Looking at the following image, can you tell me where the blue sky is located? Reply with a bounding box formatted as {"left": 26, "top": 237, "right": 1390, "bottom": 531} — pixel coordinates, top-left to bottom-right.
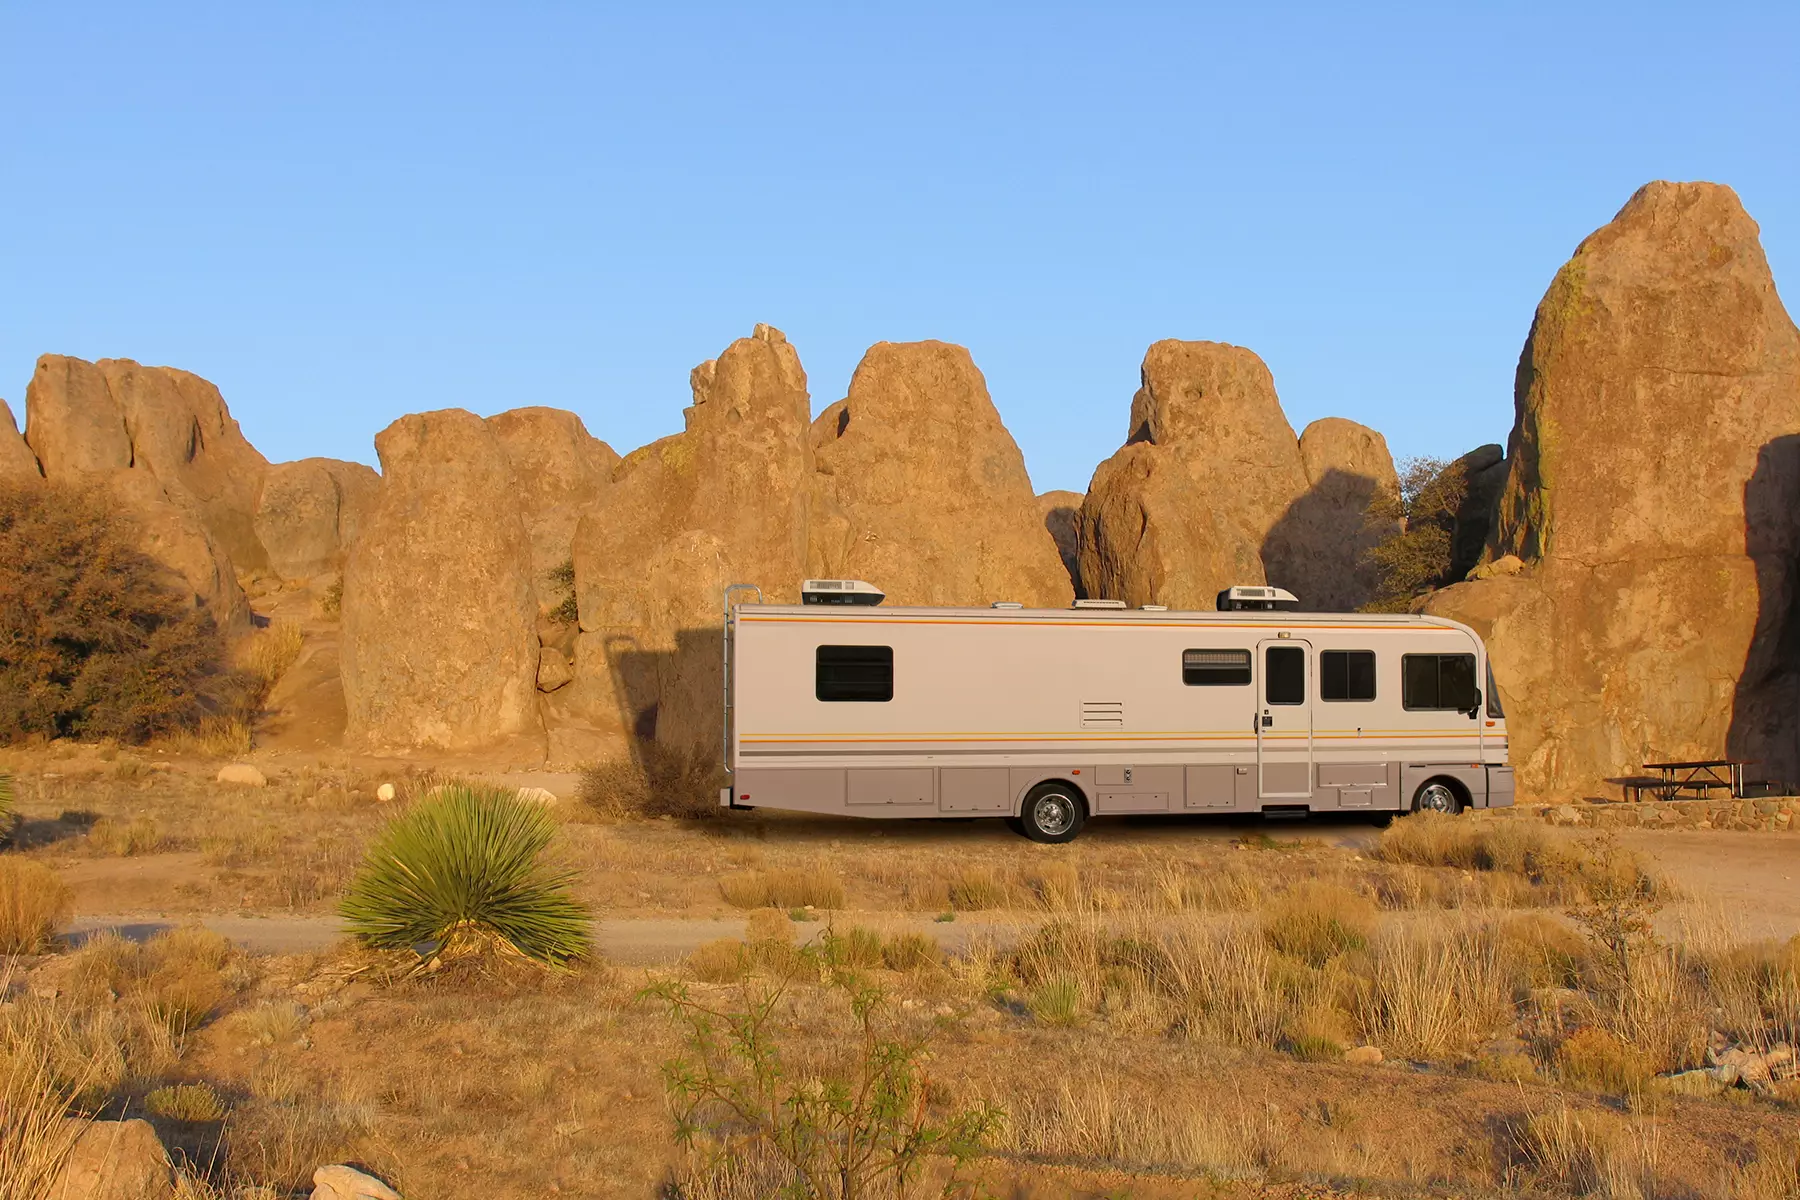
{"left": 2, "top": 3, "right": 1796, "bottom": 493}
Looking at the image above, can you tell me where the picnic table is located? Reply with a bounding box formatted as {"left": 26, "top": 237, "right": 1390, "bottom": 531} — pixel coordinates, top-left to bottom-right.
{"left": 1622, "top": 759, "right": 1754, "bottom": 802}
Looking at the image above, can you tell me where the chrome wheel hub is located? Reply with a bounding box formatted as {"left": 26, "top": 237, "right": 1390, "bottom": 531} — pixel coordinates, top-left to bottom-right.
{"left": 1033, "top": 793, "right": 1075, "bottom": 836}
{"left": 1418, "top": 783, "right": 1456, "bottom": 813}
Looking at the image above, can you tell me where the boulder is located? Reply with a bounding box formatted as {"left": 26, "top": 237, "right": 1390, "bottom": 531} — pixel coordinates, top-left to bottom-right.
{"left": 1446, "top": 443, "right": 1508, "bottom": 581}
{"left": 254, "top": 458, "right": 381, "bottom": 581}
{"left": 1039, "top": 489, "right": 1085, "bottom": 598}
{"left": 1078, "top": 340, "right": 1310, "bottom": 608}
{"left": 48, "top": 1118, "right": 172, "bottom": 1200}
{"left": 536, "top": 645, "right": 573, "bottom": 692}
{"left": 0, "top": 398, "right": 41, "bottom": 479}
{"left": 566, "top": 324, "right": 813, "bottom": 759}
{"left": 341, "top": 409, "right": 543, "bottom": 754}
{"left": 23, "top": 356, "right": 264, "bottom": 626}
{"left": 1428, "top": 182, "right": 1800, "bottom": 798}
{"left": 25, "top": 355, "right": 270, "bottom": 570}
{"left": 1272, "top": 417, "right": 1399, "bottom": 611}
{"left": 1342, "top": 1045, "right": 1384, "bottom": 1066}
{"left": 216, "top": 762, "right": 267, "bottom": 787}
{"left": 485, "top": 406, "right": 619, "bottom": 587}
{"left": 809, "top": 341, "right": 1072, "bottom": 608}
{"left": 311, "top": 1164, "right": 403, "bottom": 1200}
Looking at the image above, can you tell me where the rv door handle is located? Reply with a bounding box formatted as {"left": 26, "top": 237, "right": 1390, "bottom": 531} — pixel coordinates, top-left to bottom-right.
{"left": 1260, "top": 714, "right": 1273, "bottom": 729}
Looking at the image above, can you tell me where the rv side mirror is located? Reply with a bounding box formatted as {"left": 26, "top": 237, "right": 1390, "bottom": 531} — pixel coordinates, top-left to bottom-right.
{"left": 1466, "top": 690, "right": 1483, "bottom": 719}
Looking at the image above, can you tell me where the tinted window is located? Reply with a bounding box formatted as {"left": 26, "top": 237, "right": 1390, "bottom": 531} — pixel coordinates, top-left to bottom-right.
{"left": 1402, "top": 653, "right": 1478, "bottom": 711}
{"left": 1321, "top": 650, "right": 1376, "bottom": 702}
{"left": 1184, "top": 648, "right": 1251, "bottom": 686}
{"left": 1265, "top": 645, "right": 1304, "bottom": 706}
{"left": 816, "top": 645, "right": 893, "bottom": 702}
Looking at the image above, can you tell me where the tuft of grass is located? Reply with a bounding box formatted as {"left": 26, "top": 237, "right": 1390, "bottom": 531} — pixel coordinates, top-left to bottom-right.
{"left": 340, "top": 782, "right": 591, "bottom": 968}
{"left": 66, "top": 926, "right": 234, "bottom": 1043}
{"left": 239, "top": 619, "right": 304, "bottom": 694}
{"left": 1556, "top": 1026, "right": 1653, "bottom": 1097}
{"left": 87, "top": 815, "right": 165, "bottom": 856}
{"left": 1028, "top": 975, "right": 1085, "bottom": 1027}
{"left": 145, "top": 1081, "right": 228, "bottom": 1122}
{"left": 159, "top": 716, "right": 253, "bottom": 759}
{"left": 718, "top": 867, "right": 845, "bottom": 911}
{"left": 0, "top": 860, "right": 71, "bottom": 954}
{"left": 1357, "top": 922, "right": 1509, "bottom": 1061}
{"left": 578, "top": 741, "right": 722, "bottom": 820}
{"left": 0, "top": 771, "right": 13, "bottom": 839}
{"left": 1728, "top": 1133, "right": 1800, "bottom": 1200}
{"left": 882, "top": 932, "right": 942, "bottom": 973}
{"left": 1514, "top": 1100, "right": 1658, "bottom": 1200}
{"left": 1261, "top": 881, "right": 1375, "bottom": 966}
{"left": 314, "top": 576, "right": 344, "bottom": 620}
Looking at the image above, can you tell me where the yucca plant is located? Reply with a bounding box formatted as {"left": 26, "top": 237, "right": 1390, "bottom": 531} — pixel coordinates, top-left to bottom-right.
{"left": 340, "top": 783, "right": 591, "bottom": 969}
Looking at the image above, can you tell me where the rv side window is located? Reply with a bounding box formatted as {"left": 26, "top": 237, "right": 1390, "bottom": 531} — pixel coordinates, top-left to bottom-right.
{"left": 1183, "top": 648, "right": 1251, "bottom": 686}
{"left": 1402, "top": 653, "right": 1478, "bottom": 711}
{"left": 1486, "top": 661, "right": 1505, "bottom": 718}
{"left": 1265, "top": 645, "right": 1305, "bottom": 706}
{"left": 1320, "top": 650, "right": 1376, "bottom": 702}
{"left": 816, "top": 645, "right": 893, "bottom": 702}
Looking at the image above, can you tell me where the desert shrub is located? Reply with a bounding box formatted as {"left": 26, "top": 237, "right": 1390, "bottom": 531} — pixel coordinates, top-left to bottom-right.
{"left": 578, "top": 740, "right": 723, "bottom": 819}
{"left": 1028, "top": 975, "right": 1086, "bottom": 1027}
{"left": 88, "top": 815, "right": 166, "bottom": 856}
{"left": 1357, "top": 923, "right": 1509, "bottom": 1060}
{"left": 1513, "top": 1101, "right": 1657, "bottom": 1199}
{"left": 648, "top": 947, "right": 1002, "bottom": 1200}
{"left": 718, "top": 867, "right": 845, "bottom": 911}
{"left": 1358, "top": 456, "right": 1474, "bottom": 612}
{"left": 1498, "top": 912, "right": 1590, "bottom": 990}
{"left": 1261, "top": 881, "right": 1375, "bottom": 966}
{"left": 0, "top": 860, "right": 71, "bottom": 954}
{"left": 69, "top": 926, "right": 234, "bottom": 1040}
{"left": 340, "top": 782, "right": 591, "bottom": 968}
{"left": 1556, "top": 1026, "right": 1653, "bottom": 1096}
{"left": 881, "top": 932, "right": 942, "bottom": 973}
{"left": 145, "top": 1081, "right": 228, "bottom": 1122}
{"left": 0, "top": 480, "right": 254, "bottom": 744}
{"left": 238, "top": 619, "right": 303, "bottom": 695}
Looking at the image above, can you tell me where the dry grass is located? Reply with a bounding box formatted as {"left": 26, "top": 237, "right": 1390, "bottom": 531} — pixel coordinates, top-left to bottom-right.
{"left": 1359, "top": 921, "right": 1511, "bottom": 1060}
{"left": 718, "top": 866, "right": 846, "bottom": 910}
{"left": 1260, "top": 880, "right": 1375, "bottom": 966}
{"left": 158, "top": 716, "right": 254, "bottom": 758}
{"left": 68, "top": 926, "right": 235, "bottom": 1041}
{"left": 145, "top": 1081, "right": 228, "bottom": 1122}
{"left": 0, "top": 1000, "right": 87, "bottom": 1200}
{"left": 238, "top": 619, "right": 304, "bottom": 693}
{"left": 87, "top": 814, "right": 166, "bottom": 856}
{"left": 1513, "top": 1101, "right": 1662, "bottom": 1199}
{"left": 577, "top": 741, "right": 722, "bottom": 820}
{"left": 0, "top": 859, "right": 71, "bottom": 953}
{"left": 1728, "top": 1133, "right": 1800, "bottom": 1199}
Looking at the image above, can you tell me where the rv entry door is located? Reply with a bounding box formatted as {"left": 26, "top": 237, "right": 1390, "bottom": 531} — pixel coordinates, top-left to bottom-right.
{"left": 1256, "top": 639, "right": 1314, "bottom": 800}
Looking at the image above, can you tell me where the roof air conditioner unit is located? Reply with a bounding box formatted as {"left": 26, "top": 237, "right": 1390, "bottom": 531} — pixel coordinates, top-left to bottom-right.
{"left": 1216, "top": 585, "right": 1299, "bottom": 612}
{"left": 801, "top": 579, "right": 885, "bottom": 606}
{"left": 1072, "top": 599, "right": 1128, "bottom": 609}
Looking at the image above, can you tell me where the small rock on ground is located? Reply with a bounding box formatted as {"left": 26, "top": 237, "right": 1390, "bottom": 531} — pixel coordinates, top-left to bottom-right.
{"left": 312, "top": 1164, "right": 404, "bottom": 1200}
{"left": 216, "top": 763, "right": 267, "bottom": 787}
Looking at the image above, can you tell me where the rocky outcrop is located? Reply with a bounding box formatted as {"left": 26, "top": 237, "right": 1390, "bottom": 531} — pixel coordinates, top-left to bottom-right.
{"left": 0, "top": 399, "right": 40, "bottom": 479}
{"left": 1039, "top": 490, "right": 1085, "bottom": 598}
{"left": 1428, "top": 181, "right": 1800, "bottom": 798}
{"left": 1078, "top": 341, "right": 1311, "bottom": 608}
{"left": 341, "top": 409, "right": 542, "bottom": 754}
{"left": 1272, "top": 417, "right": 1399, "bottom": 611}
{"left": 564, "top": 324, "right": 812, "bottom": 759}
{"left": 25, "top": 356, "right": 270, "bottom": 570}
{"left": 809, "top": 341, "right": 1072, "bottom": 608}
{"left": 486, "top": 407, "right": 619, "bottom": 586}
{"left": 1446, "top": 443, "right": 1507, "bottom": 582}
{"left": 22, "top": 356, "right": 268, "bottom": 625}
{"left": 254, "top": 458, "right": 381, "bottom": 581}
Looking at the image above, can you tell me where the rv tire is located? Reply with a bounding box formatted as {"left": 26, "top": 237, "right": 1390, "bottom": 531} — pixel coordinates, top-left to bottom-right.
{"left": 1411, "top": 778, "right": 1464, "bottom": 815}
{"left": 1017, "top": 782, "right": 1086, "bottom": 844}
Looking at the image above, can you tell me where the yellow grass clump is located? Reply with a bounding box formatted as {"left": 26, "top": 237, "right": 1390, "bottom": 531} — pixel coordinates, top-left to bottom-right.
{"left": 0, "top": 860, "right": 71, "bottom": 954}
{"left": 718, "top": 866, "right": 845, "bottom": 911}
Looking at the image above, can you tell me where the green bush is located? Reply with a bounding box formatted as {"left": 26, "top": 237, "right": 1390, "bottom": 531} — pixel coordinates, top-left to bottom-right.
{"left": 0, "top": 481, "right": 252, "bottom": 743}
{"left": 340, "top": 783, "right": 591, "bottom": 968}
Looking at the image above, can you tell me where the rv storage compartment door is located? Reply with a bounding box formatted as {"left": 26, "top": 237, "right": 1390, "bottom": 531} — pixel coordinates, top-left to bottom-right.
{"left": 939, "top": 768, "right": 1012, "bottom": 814}
{"left": 848, "top": 768, "right": 935, "bottom": 808}
{"left": 1184, "top": 764, "right": 1235, "bottom": 808}
{"left": 1093, "top": 765, "right": 1178, "bottom": 813}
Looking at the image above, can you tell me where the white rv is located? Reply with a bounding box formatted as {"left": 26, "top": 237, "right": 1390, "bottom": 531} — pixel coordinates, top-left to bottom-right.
{"left": 721, "top": 581, "right": 1513, "bottom": 842}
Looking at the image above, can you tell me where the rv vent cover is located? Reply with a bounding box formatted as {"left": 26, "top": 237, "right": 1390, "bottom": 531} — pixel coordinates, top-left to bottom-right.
{"left": 1216, "top": 585, "right": 1299, "bottom": 612}
{"left": 1072, "top": 599, "right": 1128, "bottom": 609}
{"left": 1080, "top": 700, "right": 1125, "bottom": 729}
{"left": 802, "top": 579, "right": 886, "bottom": 606}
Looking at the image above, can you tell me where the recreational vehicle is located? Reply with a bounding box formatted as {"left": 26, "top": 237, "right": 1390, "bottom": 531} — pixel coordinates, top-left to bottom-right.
{"left": 721, "top": 581, "right": 1513, "bottom": 842}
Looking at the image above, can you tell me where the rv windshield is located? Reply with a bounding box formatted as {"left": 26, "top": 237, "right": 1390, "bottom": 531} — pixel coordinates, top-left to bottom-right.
{"left": 1486, "top": 662, "right": 1505, "bottom": 718}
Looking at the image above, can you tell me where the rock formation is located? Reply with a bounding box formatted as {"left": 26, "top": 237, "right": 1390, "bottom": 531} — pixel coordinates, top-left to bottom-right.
{"left": 1445, "top": 443, "right": 1507, "bottom": 582}
{"left": 1272, "top": 417, "right": 1399, "bottom": 611}
{"left": 810, "top": 341, "right": 1072, "bottom": 608}
{"left": 253, "top": 458, "right": 381, "bottom": 581}
{"left": 21, "top": 355, "right": 268, "bottom": 625}
{"left": 565, "top": 324, "right": 813, "bottom": 759}
{"left": 486, "top": 406, "right": 619, "bottom": 585}
{"left": 1038, "top": 490, "right": 1085, "bottom": 598}
{"left": 1427, "top": 181, "right": 1800, "bottom": 798}
{"left": 341, "top": 409, "right": 543, "bottom": 754}
{"left": 1078, "top": 340, "right": 1311, "bottom": 608}
{"left": 0, "top": 399, "right": 39, "bottom": 479}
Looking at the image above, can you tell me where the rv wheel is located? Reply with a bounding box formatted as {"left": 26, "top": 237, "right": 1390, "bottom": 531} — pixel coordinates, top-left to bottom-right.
{"left": 1017, "top": 783, "right": 1086, "bottom": 844}
{"left": 1411, "top": 779, "right": 1463, "bottom": 815}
